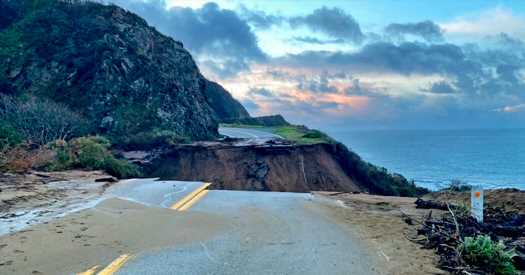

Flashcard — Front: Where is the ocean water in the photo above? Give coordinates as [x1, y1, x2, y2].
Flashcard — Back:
[327, 128, 525, 190]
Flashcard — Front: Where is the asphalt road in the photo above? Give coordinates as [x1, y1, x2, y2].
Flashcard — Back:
[0, 179, 384, 274]
[107, 180, 382, 275]
[108, 178, 205, 208]
[219, 127, 282, 139]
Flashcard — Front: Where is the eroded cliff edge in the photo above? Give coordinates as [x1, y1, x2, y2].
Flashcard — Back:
[130, 140, 425, 197]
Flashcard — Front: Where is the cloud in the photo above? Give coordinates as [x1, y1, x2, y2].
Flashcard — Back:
[296, 73, 337, 93]
[108, 0, 265, 77]
[293, 36, 345, 45]
[385, 20, 444, 42]
[494, 103, 525, 113]
[245, 38, 525, 128]
[239, 5, 284, 29]
[440, 7, 525, 39]
[495, 33, 525, 49]
[290, 7, 364, 44]
[276, 42, 473, 76]
[425, 81, 457, 94]
[248, 88, 274, 97]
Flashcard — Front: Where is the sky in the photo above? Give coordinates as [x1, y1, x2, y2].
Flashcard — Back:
[108, 0, 525, 130]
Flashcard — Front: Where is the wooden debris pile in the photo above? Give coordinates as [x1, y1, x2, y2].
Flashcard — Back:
[407, 198, 525, 274]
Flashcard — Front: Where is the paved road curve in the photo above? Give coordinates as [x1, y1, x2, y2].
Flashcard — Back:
[108, 180, 383, 275]
[0, 179, 385, 274]
[219, 127, 282, 139]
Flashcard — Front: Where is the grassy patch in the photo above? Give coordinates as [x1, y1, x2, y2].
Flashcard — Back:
[221, 124, 334, 144]
[271, 126, 333, 144]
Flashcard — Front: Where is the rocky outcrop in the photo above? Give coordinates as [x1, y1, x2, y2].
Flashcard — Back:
[203, 80, 250, 122]
[0, 0, 248, 140]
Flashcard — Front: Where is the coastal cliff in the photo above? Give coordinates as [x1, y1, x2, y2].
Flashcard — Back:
[0, 0, 249, 140]
[130, 140, 424, 197]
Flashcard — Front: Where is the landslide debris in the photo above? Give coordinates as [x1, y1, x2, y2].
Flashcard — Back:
[407, 196, 525, 274]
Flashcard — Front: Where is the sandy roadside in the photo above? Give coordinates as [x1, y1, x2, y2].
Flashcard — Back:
[314, 192, 447, 275]
[0, 170, 117, 235]
[0, 198, 230, 274]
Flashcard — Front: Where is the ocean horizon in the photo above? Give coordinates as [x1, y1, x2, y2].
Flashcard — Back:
[327, 128, 525, 191]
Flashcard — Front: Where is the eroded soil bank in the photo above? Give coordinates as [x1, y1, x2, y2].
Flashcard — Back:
[133, 139, 418, 196]
[144, 142, 361, 193]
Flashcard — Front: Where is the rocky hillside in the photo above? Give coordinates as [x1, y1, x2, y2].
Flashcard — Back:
[0, 0, 249, 140]
[203, 81, 250, 122]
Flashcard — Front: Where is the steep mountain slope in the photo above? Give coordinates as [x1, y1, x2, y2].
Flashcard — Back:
[203, 80, 250, 121]
[0, 0, 249, 140]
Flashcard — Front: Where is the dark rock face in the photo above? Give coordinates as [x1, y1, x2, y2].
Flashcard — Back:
[0, 1, 249, 140]
[203, 80, 250, 122]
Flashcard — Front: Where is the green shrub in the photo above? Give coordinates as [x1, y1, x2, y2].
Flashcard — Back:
[40, 136, 140, 178]
[0, 122, 23, 151]
[70, 136, 111, 169]
[123, 130, 190, 150]
[302, 130, 324, 139]
[103, 156, 141, 178]
[461, 235, 517, 275]
[44, 139, 73, 170]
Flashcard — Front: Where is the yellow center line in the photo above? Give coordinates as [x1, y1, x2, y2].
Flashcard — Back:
[77, 265, 99, 275]
[170, 182, 211, 210]
[97, 254, 133, 275]
[78, 183, 212, 275]
[77, 254, 133, 275]
[177, 189, 209, 211]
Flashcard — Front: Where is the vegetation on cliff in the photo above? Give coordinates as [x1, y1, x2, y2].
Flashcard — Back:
[1, 135, 139, 178]
[330, 142, 427, 197]
[0, 0, 249, 142]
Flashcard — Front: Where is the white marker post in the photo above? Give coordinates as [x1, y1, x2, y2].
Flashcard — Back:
[471, 186, 484, 223]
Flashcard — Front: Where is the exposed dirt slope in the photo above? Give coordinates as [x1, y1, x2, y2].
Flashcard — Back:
[138, 140, 421, 196]
[145, 142, 362, 193]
